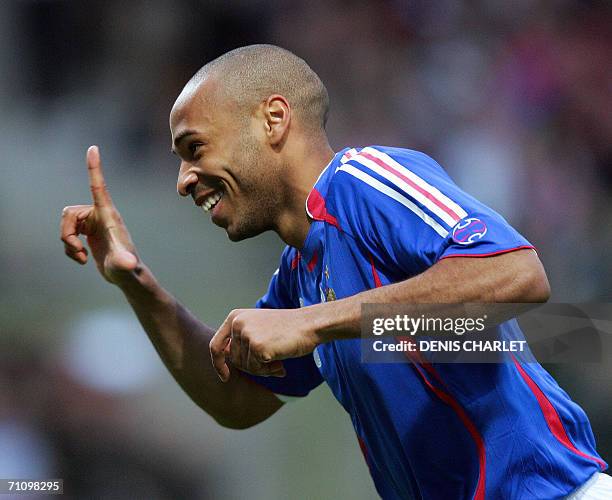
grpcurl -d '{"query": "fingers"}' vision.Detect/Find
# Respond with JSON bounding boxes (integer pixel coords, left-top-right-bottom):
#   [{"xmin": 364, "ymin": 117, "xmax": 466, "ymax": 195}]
[
  {"xmin": 64, "ymin": 245, "xmax": 88, "ymax": 264},
  {"xmin": 210, "ymin": 315, "xmax": 233, "ymax": 382},
  {"xmin": 245, "ymin": 343, "xmax": 286, "ymax": 377},
  {"xmin": 85, "ymin": 145, "xmax": 133, "ymax": 248},
  {"xmin": 61, "ymin": 205, "xmax": 94, "ymax": 264},
  {"xmin": 239, "ymin": 336, "xmax": 285, "ymax": 377},
  {"xmin": 232, "ymin": 333, "xmax": 281, "ymax": 377},
  {"xmin": 230, "ymin": 327, "xmax": 247, "ymax": 371},
  {"xmin": 87, "ymin": 145, "xmax": 114, "ymax": 209},
  {"xmin": 211, "ymin": 310, "xmax": 287, "ymax": 381},
  {"xmin": 228, "ymin": 314, "xmax": 285, "ymax": 378}
]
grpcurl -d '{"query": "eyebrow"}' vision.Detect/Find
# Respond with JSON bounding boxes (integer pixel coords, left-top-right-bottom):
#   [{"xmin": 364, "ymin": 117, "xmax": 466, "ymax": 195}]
[{"xmin": 171, "ymin": 129, "xmax": 198, "ymax": 154}]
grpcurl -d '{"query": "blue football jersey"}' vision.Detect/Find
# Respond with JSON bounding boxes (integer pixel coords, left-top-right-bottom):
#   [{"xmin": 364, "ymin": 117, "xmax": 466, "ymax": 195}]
[{"xmin": 249, "ymin": 146, "xmax": 606, "ymax": 499}]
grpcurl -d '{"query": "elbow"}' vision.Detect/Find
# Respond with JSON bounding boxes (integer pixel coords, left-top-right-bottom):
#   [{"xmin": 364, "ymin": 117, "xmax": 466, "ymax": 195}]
[
  {"xmin": 207, "ymin": 389, "xmax": 283, "ymax": 430},
  {"xmin": 214, "ymin": 417, "xmax": 255, "ymax": 430},
  {"xmin": 208, "ymin": 409, "xmax": 266, "ymax": 431},
  {"xmin": 531, "ymin": 274, "xmax": 551, "ymax": 303},
  {"xmin": 213, "ymin": 413, "xmax": 265, "ymax": 430},
  {"xmin": 518, "ymin": 260, "xmax": 551, "ymax": 303}
]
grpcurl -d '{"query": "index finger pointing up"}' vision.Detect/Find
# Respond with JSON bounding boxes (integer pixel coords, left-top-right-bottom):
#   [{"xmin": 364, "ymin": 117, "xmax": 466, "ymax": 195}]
[{"xmin": 87, "ymin": 145, "xmax": 113, "ymax": 207}]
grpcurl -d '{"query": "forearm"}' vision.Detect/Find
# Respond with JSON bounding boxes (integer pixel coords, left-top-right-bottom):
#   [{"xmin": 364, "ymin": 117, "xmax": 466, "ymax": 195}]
[
  {"xmin": 61, "ymin": 146, "xmax": 282, "ymax": 427},
  {"xmin": 118, "ymin": 265, "xmax": 282, "ymax": 428},
  {"xmin": 307, "ymin": 250, "xmax": 550, "ymax": 342}
]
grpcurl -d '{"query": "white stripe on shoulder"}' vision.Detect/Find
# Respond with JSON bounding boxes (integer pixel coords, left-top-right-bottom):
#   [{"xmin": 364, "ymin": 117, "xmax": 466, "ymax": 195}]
[
  {"xmin": 361, "ymin": 147, "xmax": 467, "ymax": 223},
  {"xmin": 340, "ymin": 148, "xmax": 359, "ymax": 164},
  {"xmin": 349, "ymin": 154, "xmax": 458, "ymax": 227},
  {"xmin": 336, "ymin": 164, "xmax": 449, "ymax": 238}
]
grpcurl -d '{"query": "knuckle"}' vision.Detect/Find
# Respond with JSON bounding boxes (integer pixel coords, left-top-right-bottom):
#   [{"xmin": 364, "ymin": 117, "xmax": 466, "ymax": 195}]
[
  {"xmin": 251, "ymin": 359, "xmax": 265, "ymax": 371},
  {"xmin": 230, "ymin": 352, "xmax": 241, "ymax": 366},
  {"xmin": 250, "ymin": 339, "xmax": 263, "ymax": 352},
  {"xmin": 209, "ymin": 338, "xmax": 218, "ymax": 353}
]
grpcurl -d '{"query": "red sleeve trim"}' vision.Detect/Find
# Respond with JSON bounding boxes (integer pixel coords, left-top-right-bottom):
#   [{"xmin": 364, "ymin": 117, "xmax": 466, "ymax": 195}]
[{"xmin": 438, "ymin": 245, "xmax": 536, "ymax": 260}]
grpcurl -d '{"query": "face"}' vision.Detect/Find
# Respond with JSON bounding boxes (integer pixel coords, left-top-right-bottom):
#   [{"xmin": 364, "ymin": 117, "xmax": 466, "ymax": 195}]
[{"xmin": 170, "ymin": 80, "xmax": 284, "ymax": 241}]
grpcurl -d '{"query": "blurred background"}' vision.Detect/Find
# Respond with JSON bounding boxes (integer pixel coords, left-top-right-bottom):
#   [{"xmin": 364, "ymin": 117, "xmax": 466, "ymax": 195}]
[{"xmin": 1, "ymin": 0, "xmax": 610, "ymax": 498}]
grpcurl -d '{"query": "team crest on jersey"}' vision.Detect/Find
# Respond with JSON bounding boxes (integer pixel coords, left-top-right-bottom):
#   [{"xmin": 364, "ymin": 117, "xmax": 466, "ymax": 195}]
[
  {"xmin": 452, "ymin": 217, "xmax": 487, "ymax": 245},
  {"xmin": 321, "ymin": 265, "xmax": 336, "ymax": 302}
]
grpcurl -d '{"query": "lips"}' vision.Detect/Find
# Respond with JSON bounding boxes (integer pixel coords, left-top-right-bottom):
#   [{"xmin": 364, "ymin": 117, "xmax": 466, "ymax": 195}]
[
  {"xmin": 202, "ymin": 190, "xmax": 223, "ymax": 212},
  {"xmin": 195, "ymin": 187, "xmax": 225, "ymax": 213}
]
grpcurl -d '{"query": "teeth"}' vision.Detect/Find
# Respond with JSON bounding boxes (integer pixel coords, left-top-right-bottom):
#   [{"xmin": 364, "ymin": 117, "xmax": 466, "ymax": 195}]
[{"xmin": 201, "ymin": 190, "xmax": 223, "ymax": 212}]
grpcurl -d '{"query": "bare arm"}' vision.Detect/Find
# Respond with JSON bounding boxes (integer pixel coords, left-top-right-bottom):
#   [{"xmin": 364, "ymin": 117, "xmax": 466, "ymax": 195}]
[
  {"xmin": 120, "ymin": 265, "xmax": 283, "ymax": 428},
  {"xmin": 309, "ymin": 248, "xmax": 551, "ymax": 341},
  {"xmin": 61, "ymin": 146, "xmax": 282, "ymax": 429},
  {"xmin": 210, "ymin": 249, "xmax": 551, "ymax": 379}
]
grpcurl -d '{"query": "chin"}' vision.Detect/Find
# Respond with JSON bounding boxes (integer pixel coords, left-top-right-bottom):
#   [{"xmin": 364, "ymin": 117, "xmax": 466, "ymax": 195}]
[
  {"xmin": 224, "ymin": 221, "xmax": 267, "ymax": 242},
  {"xmin": 226, "ymin": 230, "xmax": 248, "ymax": 242}
]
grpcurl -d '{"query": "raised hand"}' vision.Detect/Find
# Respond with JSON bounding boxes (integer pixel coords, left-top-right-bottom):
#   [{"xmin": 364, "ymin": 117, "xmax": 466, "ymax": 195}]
[{"xmin": 60, "ymin": 146, "xmax": 140, "ymax": 285}]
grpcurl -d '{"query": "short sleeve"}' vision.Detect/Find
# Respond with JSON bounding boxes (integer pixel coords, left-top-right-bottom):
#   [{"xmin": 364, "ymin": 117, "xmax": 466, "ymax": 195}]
[
  {"xmin": 254, "ymin": 246, "xmax": 297, "ymax": 310},
  {"xmin": 246, "ymin": 246, "xmax": 324, "ymax": 399},
  {"xmin": 327, "ymin": 146, "xmax": 534, "ymax": 276}
]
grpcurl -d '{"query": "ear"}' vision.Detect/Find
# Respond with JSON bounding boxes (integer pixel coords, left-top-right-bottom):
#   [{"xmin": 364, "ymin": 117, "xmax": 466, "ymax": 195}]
[{"xmin": 263, "ymin": 94, "xmax": 290, "ymax": 146}]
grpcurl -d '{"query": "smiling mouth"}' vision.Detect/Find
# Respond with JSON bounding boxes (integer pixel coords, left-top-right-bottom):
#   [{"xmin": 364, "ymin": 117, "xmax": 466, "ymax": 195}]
[{"xmin": 196, "ymin": 187, "xmax": 225, "ymax": 213}]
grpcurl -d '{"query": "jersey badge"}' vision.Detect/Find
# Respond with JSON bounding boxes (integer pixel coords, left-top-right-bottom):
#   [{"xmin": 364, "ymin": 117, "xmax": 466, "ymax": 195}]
[{"xmin": 452, "ymin": 217, "xmax": 487, "ymax": 245}]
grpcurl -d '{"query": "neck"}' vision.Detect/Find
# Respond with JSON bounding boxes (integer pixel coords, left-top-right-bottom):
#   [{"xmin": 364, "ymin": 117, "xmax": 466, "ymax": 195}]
[{"xmin": 274, "ymin": 136, "xmax": 335, "ymax": 248}]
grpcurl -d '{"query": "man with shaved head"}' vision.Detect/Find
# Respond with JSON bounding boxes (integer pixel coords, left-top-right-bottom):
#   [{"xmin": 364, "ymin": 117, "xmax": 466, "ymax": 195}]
[
  {"xmin": 61, "ymin": 45, "xmax": 610, "ymax": 499},
  {"xmin": 170, "ymin": 45, "xmax": 332, "ymax": 243}
]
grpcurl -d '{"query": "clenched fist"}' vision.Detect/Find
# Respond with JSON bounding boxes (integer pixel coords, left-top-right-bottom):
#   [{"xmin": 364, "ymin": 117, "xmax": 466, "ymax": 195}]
[
  {"xmin": 209, "ymin": 308, "xmax": 321, "ymax": 382},
  {"xmin": 60, "ymin": 146, "xmax": 140, "ymax": 285}
]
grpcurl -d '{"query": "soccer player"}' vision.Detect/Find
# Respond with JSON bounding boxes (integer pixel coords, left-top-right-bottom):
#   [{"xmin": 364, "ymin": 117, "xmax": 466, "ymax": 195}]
[{"xmin": 60, "ymin": 45, "xmax": 610, "ymax": 499}]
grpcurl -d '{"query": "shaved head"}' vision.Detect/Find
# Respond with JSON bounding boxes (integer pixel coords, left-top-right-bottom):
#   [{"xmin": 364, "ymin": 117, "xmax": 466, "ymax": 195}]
[
  {"xmin": 185, "ymin": 44, "xmax": 329, "ymax": 131},
  {"xmin": 171, "ymin": 45, "xmax": 334, "ymax": 245}
]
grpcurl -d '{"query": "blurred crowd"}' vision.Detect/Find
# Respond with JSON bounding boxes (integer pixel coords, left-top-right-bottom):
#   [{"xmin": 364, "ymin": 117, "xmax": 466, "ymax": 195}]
[{"xmin": 1, "ymin": 1, "xmax": 610, "ymax": 498}]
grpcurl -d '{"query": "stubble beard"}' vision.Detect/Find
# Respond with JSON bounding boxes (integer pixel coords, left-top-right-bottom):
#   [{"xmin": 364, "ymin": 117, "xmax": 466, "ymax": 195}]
[{"xmin": 225, "ymin": 135, "xmax": 284, "ymax": 242}]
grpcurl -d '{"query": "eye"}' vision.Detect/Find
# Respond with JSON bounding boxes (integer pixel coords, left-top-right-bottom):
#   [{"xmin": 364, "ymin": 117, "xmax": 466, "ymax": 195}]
[{"xmin": 189, "ymin": 142, "xmax": 202, "ymax": 155}]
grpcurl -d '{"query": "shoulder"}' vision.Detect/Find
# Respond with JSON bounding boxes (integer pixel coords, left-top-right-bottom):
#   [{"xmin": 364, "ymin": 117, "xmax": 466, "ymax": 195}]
[
  {"xmin": 334, "ymin": 145, "xmax": 449, "ymax": 179},
  {"xmin": 328, "ymin": 145, "xmax": 452, "ymax": 202},
  {"xmin": 325, "ymin": 145, "xmax": 459, "ymax": 236}
]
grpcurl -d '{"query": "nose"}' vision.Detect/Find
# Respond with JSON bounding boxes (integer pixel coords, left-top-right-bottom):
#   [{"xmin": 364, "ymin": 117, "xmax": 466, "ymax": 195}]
[{"xmin": 177, "ymin": 162, "xmax": 198, "ymax": 197}]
